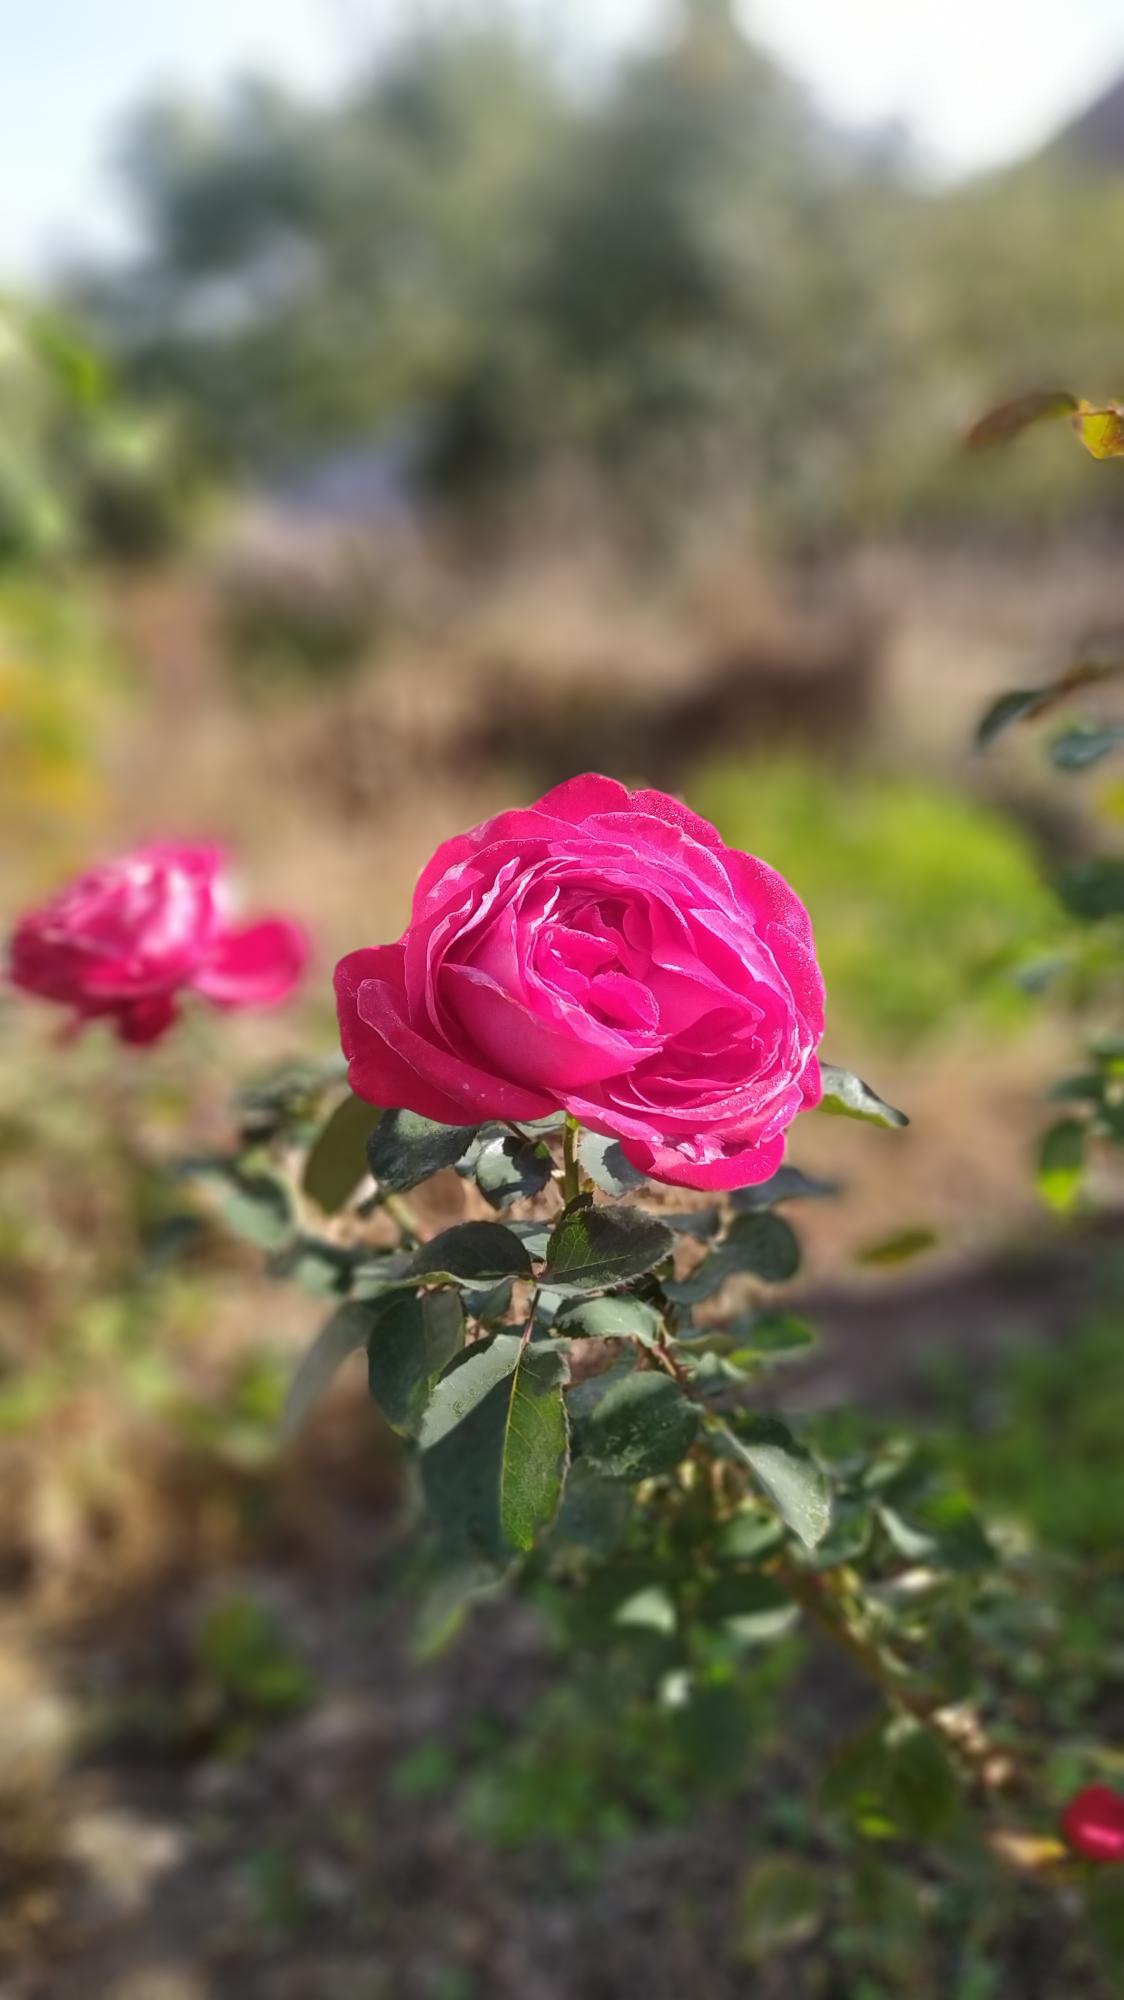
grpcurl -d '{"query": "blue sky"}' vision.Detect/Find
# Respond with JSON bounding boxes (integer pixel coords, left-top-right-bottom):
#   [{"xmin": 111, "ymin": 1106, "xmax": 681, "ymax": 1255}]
[{"xmin": 2, "ymin": 0, "xmax": 1123, "ymax": 277}]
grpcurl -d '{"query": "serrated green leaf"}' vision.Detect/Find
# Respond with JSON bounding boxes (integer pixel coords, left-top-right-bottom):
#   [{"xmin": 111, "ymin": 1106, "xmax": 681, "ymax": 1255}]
[
  {"xmin": 409, "ymin": 1222, "xmax": 533, "ymax": 1284},
  {"xmin": 577, "ymin": 1131, "xmax": 648, "ymax": 1196},
  {"xmin": 543, "ymin": 1197, "xmax": 673, "ymax": 1292},
  {"xmin": 818, "ymin": 1065, "xmax": 909, "ymax": 1129},
  {"xmin": 282, "ymin": 1301, "xmax": 371, "ymax": 1437},
  {"xmin": 553, "ymin": 1294, "xmax": 664, "ymax": 1344},
  {"xmin": 717, "ymin": 1414, "xmax": 831, "ymax": 1548},
  {"xmin": 302, "ymin": 1091, "xmax": 382, "ymax": 1213},
  {"xmin": 366, "ymin": 1287, "xmax": 465, "ymax": 1436},
  {"xmin": 367, "ymin": 1108, "xmax": 479, "ymax": 1195},
  {"xmin": 571, "ymin": 1367, "xmax": 698, "ymax": 1480},
  {"xmin": 458, "ymin": 1127, "xmax": 553, "ymax": 1209},
  {"xmin": 420, "ymin": 1333, "xmax": 569, "ymax": 1563}
]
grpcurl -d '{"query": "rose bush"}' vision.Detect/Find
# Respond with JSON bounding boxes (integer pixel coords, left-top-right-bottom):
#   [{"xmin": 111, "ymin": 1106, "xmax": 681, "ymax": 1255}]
[
  {"xmin": 335, "ymin": 773, "xmax": 824, "ymax": 1190},
  {"xmin": 8, "ymin": 842, "xmax": 308, "ymax": 1043}
]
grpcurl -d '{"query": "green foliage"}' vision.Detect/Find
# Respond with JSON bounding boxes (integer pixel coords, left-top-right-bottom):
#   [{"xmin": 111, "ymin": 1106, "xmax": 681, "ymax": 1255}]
[
  {"xmin": 543, "ymin": 1196, "xmax": 674, "ymax": 1292},
  {"xmin": 420, "ymin": 1334, "xmax": 570, "ymax": 1563},
  {"xmin": 197, "ymin": 1594, "xmax": 313, "ymax": 1717},
  {"xmin": 696, "ymin": 758, "xmax": 1059, "ymax": 1045},
  {"xmin": 367, "ymin": 1108, "xmax": 478, "ymax": 1194},
  {"xmin": 366, "ymin": 1288, "xmax": 465, "ymax": 1438}
]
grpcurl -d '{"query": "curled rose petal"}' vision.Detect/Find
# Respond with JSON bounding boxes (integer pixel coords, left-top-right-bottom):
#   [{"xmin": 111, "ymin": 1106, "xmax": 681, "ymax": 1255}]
[{"xmin": 335, "ymin": 774, "xmax": 824, "ymax": 1191}]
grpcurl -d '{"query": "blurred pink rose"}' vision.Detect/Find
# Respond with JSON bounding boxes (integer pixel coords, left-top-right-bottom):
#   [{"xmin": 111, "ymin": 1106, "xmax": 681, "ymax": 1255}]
[
  {"xmin": 1062, "ymin": 1786, "xmax": 1124, "ymax": 1863},
  {"xmin": 335, "ymin": 774, "xmax": 823, "ymax": 1190},
  {"xmin": 9, "ymin": 843, "xmax": 308, "ymax": 1045}
]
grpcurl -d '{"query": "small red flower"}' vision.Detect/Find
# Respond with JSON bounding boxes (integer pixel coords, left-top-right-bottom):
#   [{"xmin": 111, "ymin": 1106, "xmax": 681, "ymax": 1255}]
[{"xmin": 1062, "ymin": 1785, "xmax": 1124, "ymax": 1863}]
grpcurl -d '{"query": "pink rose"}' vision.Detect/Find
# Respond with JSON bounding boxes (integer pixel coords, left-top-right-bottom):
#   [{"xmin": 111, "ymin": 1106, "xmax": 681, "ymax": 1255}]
[
  {"xmin": 335, "ymin": 774, "xmax": 823, "ymax": 1190},
  {"xmin": 9, "ymin": 843, "xmax": 308, "ymax": 1045},
  {"xmin": 1062, "ymin": 1786, "xmax": 1124, "ymax": 1863}
]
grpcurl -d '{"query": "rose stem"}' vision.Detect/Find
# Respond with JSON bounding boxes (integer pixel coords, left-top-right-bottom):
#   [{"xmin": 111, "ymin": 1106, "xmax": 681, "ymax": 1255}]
[{"xmin": 561, "ymin": 1115, "xmax": 582, "ymax": 1206}]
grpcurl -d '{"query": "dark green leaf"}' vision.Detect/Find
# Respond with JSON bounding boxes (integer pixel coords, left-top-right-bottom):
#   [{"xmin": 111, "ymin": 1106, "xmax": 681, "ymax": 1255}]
[
  {"xmin": 717, "ymin": 1414, "xmax": 831, "ymax": 1549},
  {"xmin": 571, "ymin": 1367, "xmax": 698, "ymax": 1481},
  {"xmin": 409, "ymin": 1222, "xmax": 533, "ymax": 1284},
  {"xmin": 818, "ymin": 1064, "xmax": 909, "ymax": 1129},
  {"xmin": 366, "ymin": 1287, "xmax": 465, "ymax": 1436},
  {"xmin": 553, "ymin": 1294, "xmax": 664, "ymax": 1345},
  {"xmin": 553, "ymin": 1460, "xmax": 632, "ymax": 1554},
  {"xmin": 269, "ymin": 1237, "xmax": 359, "ymax": 1296},
  {"xmin": 737, "ymin": 1857, "xmax": 824, "ymax": 1963},
  {"xmin": 731, "ymin": 1166, "xmax": 839, "ymax": 1210},
  {"xmin": 731, "ymin": 1311, "xmax": 817, "ymax": 1358},
  {"xmin": 662, "ymin": 1206, "xmax": 723, "ymax": 1238},
  {"xmin": 282, "ymin": 1301, "xmax": 371, "ymax": 1437},
  {"xmin": 367, "ymin": 1108, "xmax": 479, "ymax": 1195},
  {"xmin": 577, "ymin": 1131, "xmax": 648, "ymax": 1196},
  {"xmin": 459, "ymin": 1127, "xmax": 553, "ymax": 1209},
  {"xmin": 665, "ymin": 1211, "xmax": 800, "ymax": 1306},
  {"xmin": 462, "ymin": 1276, "xmax": 517, "ymax": 1325},
  {"xmin": 420, "ymin": 1333, "xmax": 569, "ymax": 1563},
  {"xmin": 977, "ymin": 687, "xmax": 1048, "ymax": 748},
  {"xmin": 302, "ymin": 1091, "xmax": 382, "ymax": 1213},
  {"xmin": 543, "ymin": 1197, "xmax": 673, "ymax": 1292},
  {"xmin": 1057, "ymin": 858, "xmax": 1124, "ymax": 922}
]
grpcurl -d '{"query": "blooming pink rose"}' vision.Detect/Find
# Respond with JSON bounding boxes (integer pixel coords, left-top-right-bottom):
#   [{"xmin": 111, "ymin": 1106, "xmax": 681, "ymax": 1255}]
[
  {"xmin": 9, "ymin": 843, "xmax": 308, "ymax": 1045},
  {"xmin": 335, "ymin": 774, "xmax": 823, "ymax": 1190},
  {"xmin": 1062, "ymin": 1786, "xmax": 1124, "ymax": 1863}
]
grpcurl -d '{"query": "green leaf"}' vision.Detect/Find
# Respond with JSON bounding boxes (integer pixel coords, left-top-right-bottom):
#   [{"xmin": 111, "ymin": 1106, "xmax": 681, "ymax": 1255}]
[
  {"xmin": 409, "ymin": 1222, "xmax": 533, "ymax": 1285},
  {"xmin": 731, "ymin": 1311, "xmax": 817, "ymax": 1358},
  {"xmin": 737, "ymin": 1857, "xmax": 824, "ymax": 1964},
  {"xmin": 553, "ymin": 1294, "xmax": 664, "ymax": 1345},
  {"xmin": 1050, "ymin": 721, "xmax": 1124, "ymax": 770},
  {"xmin": 269, "ymin": 1237, "xmax": 359, "ymax": 1296},
  {"xmin": 1057, "ymin": 858, "xmax": 1124, "ymax": 922},
  {"xmin": 419, "ymin": 1333, "xmax": 569, "ymax": 1563},
  {"xmin": 577, "ymin": 1131, "xmax": 648, "ymax": 1196},
  {"xmin": 571, "ymin": 1367, "xmax": 698, "ymax": 1481},
  {"xmin": 367, "ymin": 1109, "xmax": 479, "ymax": 1195},
  {"xmin": 613, "ymin": 1584, "xmax": 677, "ymax": 1634},
  {"xmin": 1037, "ymin": 1118, "xmax": 1086, "ymax": 1212},
  {"xmin": 553, "ymin": 1460, "xmax": 632, "ymax": 1553},
  {"xmin": 191, "ymin": 1162, "xmax": 294, "ymax": 1249},
  {"xmin": 282, "ymin": 1301, "xmax": 370, "ymax": 1437},
  {"xmin": 731, "ymin": 1166, "xmax": 839, "ymax": 1210},
  {"xmin": 665, "ymin": 1211, "xmax": 800, "ymax": 1306},
  {"xmin": 818, "ymin": 1064, "xmax": 909, "ymax": 1129},
  {"xmin": 717, "ymin": 1414, "xmax": 831, "ymax": 1549},
  {"xmin": 856, "ymin": 1226, "xmax": 938, "ymax": 1267},
  {"xmin": 977, "ymin": 687, "xmax": 1048, "ymax": 748},
  {"xmin": 824, "ymin": 1716, "xmax": 959, "ymax": 1841},
  {"xmin": 302, "ymin": 1091, "xmax": 382, "ymax": 1213},
  {"xmin": 458, "ymin": 1127, "xmax": 553, "ymax": 1209},
  {"xmin": 366, "ymin": 1288, "xmax": 465, "ymax": 1436},
  {"xmin": 543, "ymin": 1197, "xmax": 673, "ymax": 1292}
]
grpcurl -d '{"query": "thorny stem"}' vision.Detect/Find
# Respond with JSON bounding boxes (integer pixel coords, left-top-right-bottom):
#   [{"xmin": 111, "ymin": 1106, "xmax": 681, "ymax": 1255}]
[
  {"xmin": 774, "ymin": 1556, "xmax": 1023, "ymax": 1799},
  {"xmin": 561, "ymin": 1115, "xmax": 582, "ymax": 1207}
]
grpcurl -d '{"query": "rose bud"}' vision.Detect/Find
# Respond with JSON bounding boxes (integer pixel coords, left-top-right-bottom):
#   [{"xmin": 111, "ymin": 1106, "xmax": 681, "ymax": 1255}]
[{"xmin": 1062, "ymin": 1785, "xmax": 1124, "ymax": 1864}]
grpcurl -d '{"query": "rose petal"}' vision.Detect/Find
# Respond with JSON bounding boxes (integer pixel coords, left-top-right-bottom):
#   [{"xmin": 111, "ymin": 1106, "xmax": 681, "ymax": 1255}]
[{"xmin": 194, "ymin": 919, "xmax": 309, "ymax": 1008}]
